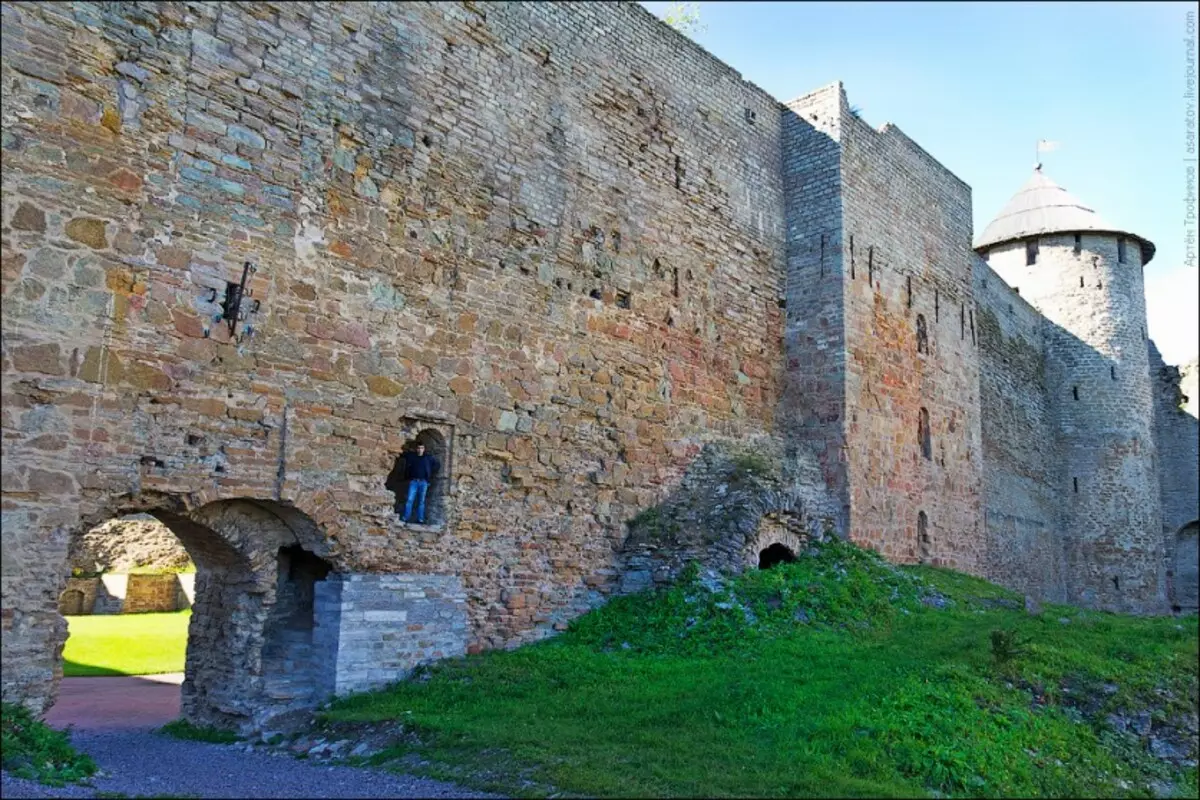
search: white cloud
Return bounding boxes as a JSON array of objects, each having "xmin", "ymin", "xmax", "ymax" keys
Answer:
[{"xmin": 1145, "ymin": 264, "xmax": 1199, "ymax": 365}]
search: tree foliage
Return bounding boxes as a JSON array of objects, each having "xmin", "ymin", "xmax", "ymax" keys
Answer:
[{"xmin": 662, "ymin": 2, "xmax": 706, "ymax": 37}]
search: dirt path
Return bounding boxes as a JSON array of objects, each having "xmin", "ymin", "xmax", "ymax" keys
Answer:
[{"xmin": 3, "ymin": 677, "xmax": 499, "ymax": 799}]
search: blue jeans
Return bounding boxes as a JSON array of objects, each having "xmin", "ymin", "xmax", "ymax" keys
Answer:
[{"xmin": 403, "ymin": 479, "xmax": 429, "ymax": 523}]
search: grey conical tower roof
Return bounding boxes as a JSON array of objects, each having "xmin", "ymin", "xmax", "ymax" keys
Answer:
[{"xmin": 974, "ymin": 167, "xmax": 1155, "ymax": 263}]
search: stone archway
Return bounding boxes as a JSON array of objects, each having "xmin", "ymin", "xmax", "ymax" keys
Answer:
[
  {"xmin": 758, "ymin": 543, "xmax": 796, "ymax": 569},
  {"xmin": 1169, "ymin": 521, "xmax": 1198, "ymax": 613},
  {"xmin": 48, "ymin": 497, "xmax": 338, "ymax": 734},
  {"xmin": 744, "ymin": 510, "xmax": 809, "ymax": 570}
]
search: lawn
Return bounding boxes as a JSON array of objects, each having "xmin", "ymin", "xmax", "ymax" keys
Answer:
[
  {"xmin": 324, "ymin": 541, "xmax": 1199, "ymax": 799},
  {"xmin": 62, "ymin": 611, "xmax": 191, "ymax": 677}
]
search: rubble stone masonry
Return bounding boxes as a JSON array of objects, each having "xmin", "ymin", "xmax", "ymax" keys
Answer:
[
  {"xmin": 1, "ymin": 0, "xmax": 789, "ymax": 717},
  {"xmin": 2, "ymin": 0, "xmax": 1195, "ymax": 725}
]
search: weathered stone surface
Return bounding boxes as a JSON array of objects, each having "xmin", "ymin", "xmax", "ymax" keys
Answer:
[
  {"xmin": 69, "ymin": 516, "xmax": 192, "ymax": 574},
  {"xmin": 0, "ymin": 0, "xmax": 1192, "ymax": 733},
  {"xmin": 10, "ymin": 202, "xmax": 45, "ymax": 232},
  {"xmin": 63, "ymin": 217, "xmax": 109, "ymax": 249}
]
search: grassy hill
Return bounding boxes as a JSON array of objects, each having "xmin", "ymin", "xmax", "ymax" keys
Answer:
[{"xmin": 323, "ymin": 539, "xmax": 1199, "ymax": 798}]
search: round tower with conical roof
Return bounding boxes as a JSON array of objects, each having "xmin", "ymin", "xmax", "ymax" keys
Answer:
[{"xmin": 975, "ymin": 166, "xmax": 1164, "ymax": 612}]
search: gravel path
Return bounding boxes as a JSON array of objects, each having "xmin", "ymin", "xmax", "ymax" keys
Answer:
[{"xmin": 1, "ymin": 729, "xmax": 501, "ymax": 799}]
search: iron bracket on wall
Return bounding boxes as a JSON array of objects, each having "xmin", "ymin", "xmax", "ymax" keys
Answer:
[{"xmin": 205, "ymin": 261, "xmax": 261, "ymax": 342}]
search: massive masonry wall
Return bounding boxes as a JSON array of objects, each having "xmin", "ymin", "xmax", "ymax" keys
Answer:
[
  {"xmin": 973, "ymin": 258, "xmax": 1067, "ymax": 601},
  {"xmin": 1, "ymin": 0, "xmax": 793, "ymax": 709},
  {"xmin": 779, "ymin": 84, "xmax": 849, "ymax": 532},
  {"xmin": 982, "ymin": 234, "xmax": 1163, "ymax": 612},
  {"xmin": 1151, "ymin": 346, "xmax": 1199, "ymax": 611},
  {"xmin": 834, "ymin": 99, "xmax": 984, "ymax": 572}
]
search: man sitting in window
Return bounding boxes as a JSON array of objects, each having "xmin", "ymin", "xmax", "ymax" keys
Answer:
[{"xmin": 397, "ymin": 443, "xmax": 439, "ymax": 525}]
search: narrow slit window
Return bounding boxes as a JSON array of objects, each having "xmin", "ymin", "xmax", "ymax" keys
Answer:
[
  {"xmin": 916, "ymin": 314, "xmax": 928, "ymax": 355},
  {"xmin": 1074, "ymin": 233, "xmax": 1082, "ymax": 255},
  {"xmin": 1080, "ymin": 276, "xmax": 1085, "ymax": 288},
  {"xmin": 934, "ymin": 289, "xmax": 939, "ymax": 322},
  {"xmin": 969, "ymin": 309, "xmax": 975, "ymax": 344},
  {"xmin": 1073, "ymin": 477, "xmax": 1079, "ymax": 493},
  {"xmin": 960, "ymin": 304, "xmax": 965, "ymax": 339},
  {"xmin": 1117, "ymin": 238, "xmax": 1127, "ymax": 264},
  {"xmin": 849, "ymin": 235, "xmax": 856, "ymax": 280},
  {"xmin": 917, "ymin": 511, "xmax": 931, "ymax": 565},
  {"xmin": 906, "ymin": 275, "xmax": 912, "ymax": 307},
  {"xmin": 1025, "ymin": 239, "xmax": 1039, "ymax": 266},
  {"xmin": 1073, "ymin": 386, "xmax": 1079, "ymax": 401},
  {"xmin": 918, "ymin": 407, "xmax": 931, "ymax": 461},
  {"xmin": 1110, "ymin": 365, "xmax": 1116, "ymax": 381},
  {"xmin": 867, "ymin": 246, "xmax": 874, "ymax": 285}
]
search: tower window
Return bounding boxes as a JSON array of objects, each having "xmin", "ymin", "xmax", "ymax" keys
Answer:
[
  {"xmin": 1073, "ymin": 477, "xmax": 1078, "ymax": 493},
  {"xmin": 1080, "ymin": 276, "xmax": 1085, "ymax": 288},
  {"xmin": 1074, "ymin": 234, "xmax": 1082, "ymax": 255},
  {"xmin": 1110, "ymin": 365, "xmax": 1116, "ymax": 381},
  {"xmin": 1025, "ymin": 240, "xmax": 1039, "ymax": 266},
  {"xmin": 918, "ymin": 407, "xmax": 931, "ymax": 461},
  {"xmin": 917, "ymin": 511, "xmax": 930, "ymax": 565},
  {"xmin": 1117, "ymin": 238, "xmax": 1127, "ymax": 264},
  {"xmin": 1072, "ymin": 386, "xmax": 1079, "ymax": 401},
  {"xmin": 916, "ymin": 314, "xmax": 928, "ymax": 355},
  {"xmin": 906, "ymin": 275, "xmax": 913, "ymax": 308}
]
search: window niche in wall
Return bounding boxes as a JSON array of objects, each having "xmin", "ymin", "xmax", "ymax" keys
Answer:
[
  {"xmin": 384, "ymin": 417, "xmax": 455, "ymax": 528},
  {"xmin": 917, "ymin": 511, "xmax": 931, "ymax": 565},
  {"xmin": 918, "ymin": 408, "xmax": 931, "ymax": 461},
  {"xmin": 1025, "ymin": 239, "xmax": 1039, "ymax": 266},
  {"xmin": 916, "ymin": 314, "xmax": 928, "ymax": 355},
  {"xmin": 1117, "ymin": 238, "xmax": 1127, "ymax": 264}
]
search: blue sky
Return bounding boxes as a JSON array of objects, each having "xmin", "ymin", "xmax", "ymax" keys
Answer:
[{"xmin": 643, "ymin": 1, "xmax": 1198, "ymax": 365}]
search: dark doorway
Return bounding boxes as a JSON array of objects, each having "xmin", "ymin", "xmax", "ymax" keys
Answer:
[{"xmin": 758, "ymin": 543, "xmax": 796, "ymax": 570}]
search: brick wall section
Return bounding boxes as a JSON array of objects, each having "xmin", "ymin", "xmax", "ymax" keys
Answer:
[
  {"xmin": 1, "ymin": 0, "xmax": 789, "ymax": 711},
  {"xmin": 835, "ymin": 99, "xmax": 984, "ymax": 572},
  {"xmin": 982, "ymin": 234, "xmax": 1164, "ymax": 612},
  {"xmin": 315, "ymin": 573, "xmax": 469, "ymax": 698},
  {"xmin": 973, "ymin": 257, "xmax": 1067, "ymax": 601}
]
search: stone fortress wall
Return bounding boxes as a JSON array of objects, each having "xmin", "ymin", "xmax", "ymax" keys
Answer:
[
  {"xmin": 2, "ymin": 0, "xmax": 801, "ymax": 726},
  {"xmin": 2, "ymin": 0, "xmax": 1196, "ymax": 728}
]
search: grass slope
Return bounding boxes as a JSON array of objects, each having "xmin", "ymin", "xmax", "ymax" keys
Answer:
[
  {"xmin": 63, "ymin": 610, "xmax": 190, "ymax": 677},
  {"xmin": 325, "ymin": 540, "xmax": 1199, "ymax": 799}
]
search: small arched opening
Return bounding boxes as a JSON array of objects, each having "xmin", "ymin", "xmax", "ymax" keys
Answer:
[
  {"xmin": 918, "ymin": 408, "xmax": 932, "ymax": 461},
  {"xmin": 1169, "ymin": 521, "xmax": 1198, "ymax": 613},
  {"xmin": 759, "ymin": 543, "xmax": 797, "ymax": 570},
  {"xmin": 386, "ymin": 428, "xmax": 449, "ymax": 526},
  {"xmin": 260, "ymin": 544, "xmax": 334, "ymax": 712}
]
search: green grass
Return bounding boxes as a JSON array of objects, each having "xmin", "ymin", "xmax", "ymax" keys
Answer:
[
  {"xmin": 324, "ymin": 540, "xmax": 1199, "ymax": 799},
  {"xmin": 63, "ymin": 611, "xmax": 190, "ymax": 677},
  {"xmin": 1, "ymin": 701, "xmax": 96, "ymax": 786},
  {"xmin": 158, "ymin": 718, "xmax": 239, "ymax": 744}
]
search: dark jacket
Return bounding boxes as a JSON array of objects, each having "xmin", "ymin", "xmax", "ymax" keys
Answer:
[{"xmin": 402, "ymin": 451, "xmax": 439, "ymax": 482}]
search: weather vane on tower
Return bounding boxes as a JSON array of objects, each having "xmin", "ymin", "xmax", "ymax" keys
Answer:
[{"xmin": 1036, "ymin": 139, "xmax": 1060, "ymax": 171}]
